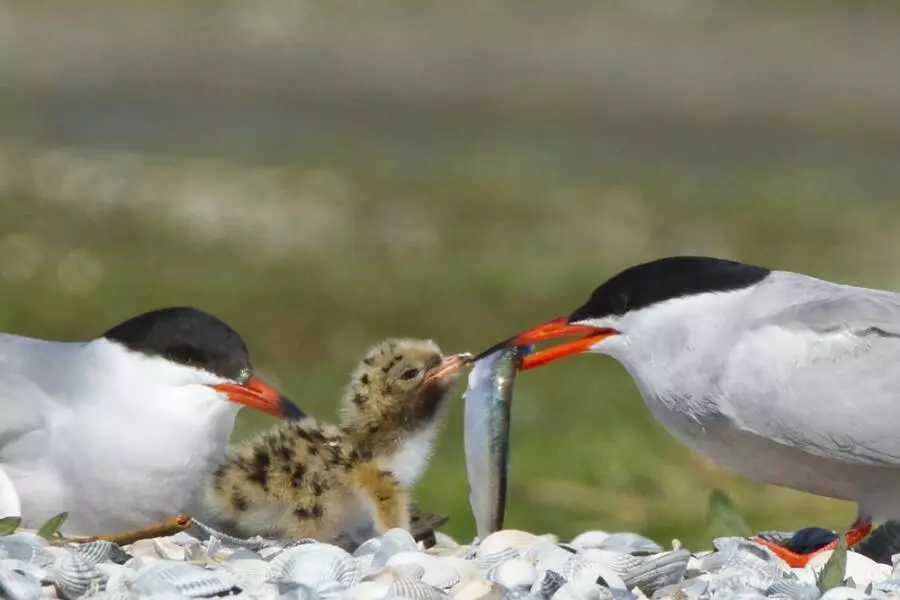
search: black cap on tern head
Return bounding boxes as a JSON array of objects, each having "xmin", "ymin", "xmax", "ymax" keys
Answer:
[
  {"xmin": 568, "ymin": 256, "xmax": 771, "ymax": 323},
  {"xmin": 473, "ymin": 256, "xmax": 772, "ymax": 370},
  {"xmin": 103, "ymin": 306, "xmax": 251, "ymax": 383},
  {"xmin": 101, "ymin": 307, "xmax": 305, "ymax": 419}
]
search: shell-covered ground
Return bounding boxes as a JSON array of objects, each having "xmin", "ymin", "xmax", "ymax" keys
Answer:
[{"xmin": 2, "ymin": 521, "xmax": 899, "ymax": 600}]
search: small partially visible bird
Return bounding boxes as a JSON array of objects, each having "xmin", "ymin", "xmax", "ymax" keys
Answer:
[
  {"xmin": 476, "ymin": 255, "xmax": 900, "ymax": 567},
  {"xmin": 0, "ymin": 306, "xmax": 302, "ymax": 534},
  {"xmin": 202, "ymin": 338, "xmax": 469, "ymax": 546}
]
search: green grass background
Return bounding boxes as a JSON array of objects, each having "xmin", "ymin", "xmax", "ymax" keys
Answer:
[{"xmin": 3, "ymin": 0, "xmax": 900, "ymax": 550}]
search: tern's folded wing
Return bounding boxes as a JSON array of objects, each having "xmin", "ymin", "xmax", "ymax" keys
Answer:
[{"xmin": 723, "ymin": 277, "xmax": 900, "ymax": 468}]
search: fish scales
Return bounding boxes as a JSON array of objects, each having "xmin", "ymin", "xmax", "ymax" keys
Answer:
[{"xmin": 463, "ymin": 345, "xmax": 531, "ymax": 539}]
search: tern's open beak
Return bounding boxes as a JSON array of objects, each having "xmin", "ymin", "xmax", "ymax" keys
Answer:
[
  {"xmin": 212, "ymin": 376, "xmax": 305, "ymax": 419},
  {"xmin": 423, "ymin": 353, "xmax": 473, "ymax": 385},
  {"xmin": 471, "ymin": 316, "xmax": 617, "ymax": 370}
]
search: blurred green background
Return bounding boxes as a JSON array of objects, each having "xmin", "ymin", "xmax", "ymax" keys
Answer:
[{"xmin": 4, "ymin": 0, "xmax": 900, "ymax": 548}]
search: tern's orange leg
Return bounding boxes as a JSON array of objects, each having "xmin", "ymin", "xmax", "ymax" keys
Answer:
[{"xmin": 751, "ymin": 518, "xmax": 873, "ymax": 568}]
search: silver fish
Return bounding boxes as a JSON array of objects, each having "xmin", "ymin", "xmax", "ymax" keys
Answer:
[{"xmin": 463, "ymin": 345, "xmax": 531, "ymax": 539}]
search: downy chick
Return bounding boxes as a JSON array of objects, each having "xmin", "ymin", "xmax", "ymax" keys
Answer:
[{"xmin": 202, "ymin": 338, "xmax": 469, "ymax": 542}]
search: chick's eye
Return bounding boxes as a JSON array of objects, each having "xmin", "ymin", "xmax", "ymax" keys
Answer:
[{"xmin": 400, "ymin": 367, "xmax": 421, "ymax": 381}]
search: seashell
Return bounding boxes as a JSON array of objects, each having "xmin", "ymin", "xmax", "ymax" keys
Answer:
[
  {"xmin": 0, "ymin": 567, "xmax": 43, "ymax": 600},
  {"xmin": 487, "ymin": 559, "xmax": 537, "ymax": 591},
  {"xmin": 0, "ymin": 534, "xmax": 54, "ymax": 567},
  {"xmin": 527, "ymin": 543, "xmax": 574, "ymax": 575},
  {"xmin": 531, "ymin": 569, "xmax": 566, "ymax": 600},
  {"xmin": 240, "ymin": 581, "xmax": 280, "ymax": 600},
  {"xmin": 474, "ymin": 548, "xmax": 519, "ymax": 571},
  {"xmin": 805, "ymin": 549, "xmax": 891, "ymax": 590},
  {"xmin": 431, "ymin": 534, "xmax": 460, "ymax": 551},
  {"xmin": 152, "ymin": 539, "xmax": 186, "ymax": 562},
  {"xmin": 765, "ymin": 578, "xmax": 821, "ymax": 600},
  {"xmin": 452, "ymin": 580, "xmax": 502, "ymax": 600},
  {"xmin": 420, "ymin": 561, "xmax": 460, "ymax": 591},
  {"xmin": 72, "ymin": 540, "xmax": 131, "ymax": 566},
  {"xmin": 372, "ymin": 531, "xmax": 418, "ymax": 569},
  {"xmin": 620, "ymin": 550, "xmax": 690, "ymax": 595},
  {"xmin": 354, "ymin": 539, "xmax": 383, "ymax": 558},
  {"xmin": 275, "ymin": 581, "xmax": 319, "ymax": 600},
  {"xmin": 96, "ymin": 564, "xmax": 134, "ymax": 592},
  {"xmin": 570, "ymin": 533, "xmax": 609, "ymax": 550},
  {"xmin": 189, "ymin": 519, "xmax": 271, "ymax": 552},
  {"xmin": 84, "ymin": 592, "xmax": 137, "ymax": 600},
  {"xmin": 818, "ymin": 587, "xmax": 870, "ymax": 600},
  {"xmin": 551, "ymin": 580, "xmax": 613, "ymax": 600},
  {"xmin": 590, "ymin": 534, "xmax": 662, "ymax": 556},
  {"xmin": 267, "ymin": 545, "xmax": 360, "ymax": 588},
  {"xmin": 560, "ymin": 556, "xmax": 626, "ymax": 590},
  {"xmin": 391, "ymin": 563, "xmax": 426, "ymax": 581},
  {"xmin": 221, "ymin": 558, "xmax": 271, "ymax": 589},
  {"xmin": 382, "ymin": 530, "xmax": 418, "ymax": 551},
  {"xmin": 52, "ymin": 552, "xmax": 105, "ymax": 599},
  {"xmin": 872, "ymin": 578, "xmax": 900, "ymax": 593},
  {"xmin": 705, "ymin": 565, "xmax": 775, "ymax": 596},
  {"xmin": 123, "ymin": 556, "xmax": 159, "ymax": 571},
  {"xmin": 701, "ymin": 538, "xmax": 787, "ymax": 585},
  {"xmin": 228, "ymin": 549, "xmax": 265, "ymax": 562},
  {"xmin": 0, "ymin": 558, "xmax": 50, "ymax": 584},
  {"xmin": 499, "ymin": 589, "xmax": 531, "ymax": 600},
  {"xmin": 387, "ymin": 578, "xmax": 446, "ymax": 600},
  {"xmin": 387, "ymin": 552, "xmax": 432, "ymax": 569},
  {"xmin": 477, "ymin": 531, "xmax": 541, "ymax": 559},
  {"xmin": 576, "ymin": 550, "xmax": 643, "ymax": 575},
  {"xmin": 716, "ymin": 591, "xmax": 767, "ymax": 600},
  {"xmin": 345, "ymin": 581, "xmax": 391, "ymax": 600},
  {"xmin": 128, "ymin": 560, "xmax": 237, "ymax": 597},
  {"xmin": 316, "ymin": 580, "xmax": 349, "ymax": 600},
  {"xmin": 651, "ymin": 575, "xmax": 708, "ymax": 600}
]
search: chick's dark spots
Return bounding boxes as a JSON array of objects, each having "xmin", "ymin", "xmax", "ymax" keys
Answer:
[{"xmin": 201, "ymin": 338, "xmax": 464, "ymax": 545}]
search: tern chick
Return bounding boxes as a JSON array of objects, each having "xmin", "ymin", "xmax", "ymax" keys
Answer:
[{"xmin": 202, "ymin": 338, "xmax": 468, "ymax": 542}]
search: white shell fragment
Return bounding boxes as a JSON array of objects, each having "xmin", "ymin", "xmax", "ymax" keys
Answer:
[
  {"xmin": 0, "ymin": 567, "xmax": 43, "ymax": 600},
  {"xmin": 129, "ymin": 560, "xmax": 237, "ymax": 597},
  {"xmin": 53, "ymin": 552, "xmax": 105, "ymax": 599}
]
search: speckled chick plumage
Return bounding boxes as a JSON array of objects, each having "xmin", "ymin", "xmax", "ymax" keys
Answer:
[{"xmin": 201, "ymin": 338, "xmax": 461, "ymax": 543}]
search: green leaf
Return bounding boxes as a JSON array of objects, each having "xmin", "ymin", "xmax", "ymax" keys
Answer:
[
  {"xmin": 37, "ymin": 512, "xmax": 68, "ymax": 540},
  {"xmin": 816, "ymin": 535, "xmax": 847, "ymax": 593},
  {"xmin": 706, "ymin": 489, "xmax": 751, "ymax": 538},
  {"xmin": 0, "ymin": 516, "xmax": 22, "ymax": 536}
]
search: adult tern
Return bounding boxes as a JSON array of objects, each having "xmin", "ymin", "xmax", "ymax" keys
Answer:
[
  {"xmin": 0, "ymin": 306, "xmax": 303, "ymax": 535},
  {"xmin": 476, "ymin": 255, "xmax": 900, "ymax": 567}
]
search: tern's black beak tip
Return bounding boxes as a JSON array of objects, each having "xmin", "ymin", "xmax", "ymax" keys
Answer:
[
  {"xmin": 470, "ymin": 337, "xmax": 517, "ymax": 363},
  {"xmin": 279, "ymin": 397, "xmax": 306, "ymax": 420}
]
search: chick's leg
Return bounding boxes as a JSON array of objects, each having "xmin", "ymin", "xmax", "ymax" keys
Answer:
[{"xmin": 351, "ymin": 463, "xmax": 410, "ymax": 533}]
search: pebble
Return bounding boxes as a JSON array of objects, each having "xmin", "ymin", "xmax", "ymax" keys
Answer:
[{"xmin": 1, "ymin": 521, "xmax": 898, "ymax": 600}]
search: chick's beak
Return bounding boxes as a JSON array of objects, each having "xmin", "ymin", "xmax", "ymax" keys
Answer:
[
  {"xmin": 212, "ymin": 376, "xmax": 305, "ymax": 419},
  {"xmin": 423, "ymin": 353, "xmax": 473, "ymax": 386},
  {"xmin": 472, "ymin": 316, "xmax": 617, "ymax": 370}
]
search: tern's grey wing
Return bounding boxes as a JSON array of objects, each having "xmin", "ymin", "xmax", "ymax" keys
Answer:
[
  {"xmin": 721, "ymin": 272, "xmax": 900, "ymax": 468},
  {"xmin": 0, "ymin": 334, "xmax": 80, "ymax": 454},
  {"xmin": 760, "ymin": 271, "xmax": 900, "ymax": 336}
]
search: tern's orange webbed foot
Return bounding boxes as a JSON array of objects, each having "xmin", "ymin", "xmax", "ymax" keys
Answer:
[{"xmin": 752, "ymin": 519, "xmax": 872, "ymax": 568}]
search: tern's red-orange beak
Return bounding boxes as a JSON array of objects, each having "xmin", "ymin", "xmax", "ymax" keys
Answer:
[
  {"xmin": 473, "ymin": 316, "xmax": 618, "ymax": 370},
  {"xmin": 211, "ymin": 376, "xmax": 304, "ymax": 419}
]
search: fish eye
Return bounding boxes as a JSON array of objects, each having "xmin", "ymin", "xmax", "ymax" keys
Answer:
[{"xmin": 399, "ymin": 367, "xmax": 421, "ymax": 381}]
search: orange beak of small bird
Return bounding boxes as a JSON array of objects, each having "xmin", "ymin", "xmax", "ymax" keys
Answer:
[
  {"xmin": 423, "ymin": 353, "xmax": 473, "ymax": 385},
  {"xmin": 211, "ymin": 376, "xmax": 304, "ymax": 419},
  {"xmin": 472, "ymin": 316, "xmax": 618, "ymax": 370}
]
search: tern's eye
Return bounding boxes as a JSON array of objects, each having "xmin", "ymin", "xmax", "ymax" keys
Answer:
[
  {"xmin": 400, "ymin": 367, "xmax": 421, "ymax": 381},
  {"xmin": 611, "ymin": 293, "xmax": 629, "ymax": 314}
]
